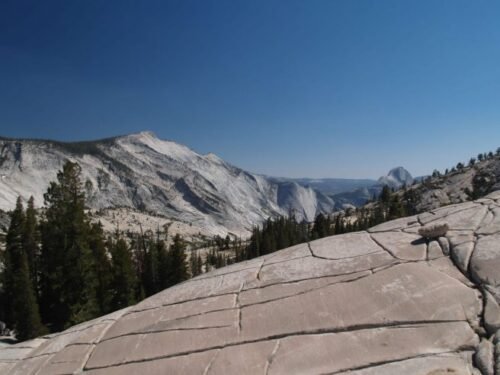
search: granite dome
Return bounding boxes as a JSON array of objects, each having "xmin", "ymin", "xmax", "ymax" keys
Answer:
[{"xmin": 2, "ymin": 191, "xmax": 500, "ymax": 374}]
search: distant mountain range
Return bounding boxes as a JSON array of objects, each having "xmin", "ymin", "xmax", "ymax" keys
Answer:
[
  {"xmin": 269, "ymin": 177, "xmax": 378, "ymax": 196},
  {"xmin": 0, "ymin": 132, "xmax": 336, "ymax": 235},
  {"xmin": 0, "ymin": 131, "xmax": 418, "ymax": 235},
  {"xmin": 280, "ymin": 166, "xmax": 417, "ymax": 210}
]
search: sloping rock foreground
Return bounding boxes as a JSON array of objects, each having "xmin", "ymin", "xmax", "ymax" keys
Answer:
[{"xmin": 2, "ymin": 193, "xmax": 500, "ymax": 374}]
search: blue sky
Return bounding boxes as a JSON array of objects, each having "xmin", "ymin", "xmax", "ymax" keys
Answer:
[{"xmin": 1, "ymin": 0, "xmax": 500, "ymax": 178}]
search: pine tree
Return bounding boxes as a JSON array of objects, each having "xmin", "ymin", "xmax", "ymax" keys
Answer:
[
  {"xmin": 23, "ymin": 196, "xmax": 40, "ymax": 296},
  {"xmin": 89, "ymin": 222, "xmax": 113, "ymax": 314},
  {"xmin": 311, "ymin": 213, "xmax": 332, "ymax": 239},
  {"xmin": 193, "ymin": 252, "xmax": 203, "ymax": 276},
  {"xmin": 110, "ymin": 237, "xmax": 137, "ymax": 310},
  {"xmin": 242, "ymin": 215, "xmax": 310, "ymax": 261},
  {"xmin": 334, "ymin": 214, "xmax": 345, "ymax": 234},
  {"xmin": 140, "ymin": 229, "xmax": 170, "ymax": 296},
  {"xmin": 246, "ymin": 226, "xmax": 262, "ymax": 259},
  {"xmin": 5, "ymin": 198, "xmax": 46, "ymax": 340},
  {"xmin": 142, "ymin": 232, "xmax": 160, "ymax": 296},
  {"xmin": 130, "ymin": 232, "xmax": 146, "ymax": 297},
  {"xmin": 373, "ymin": 204, "xmax": 385, "ymax": 225},
  {"xmin": 39, "ymin": 161, "xmax": 98, "ymax": 330},
  {"xmin": 167, "ymin": 234, "xmax": 188, "ymax": 286},
  {"xmin": 11, "ymin": 250, "xmax": 46, "ymax": 341},
  {"xmin": 4, "ymin": 197, "xmax": 26, "ymax": 327},
  {"xmin": 387, "ymin": 195, "xmax": 405, "ymax": 220},
  {"xmin": 402, "ymin": 188, "xmax": 419, "ymax": 216},
  {"xmin": 156, "ymin": 235, "xmax": 170, "ymax": 291},
  {"xmin": 379, "ymin": 185, "xmax": 392, "ymax": 204},
  {"xmin": 189, "ymin": 250, "xmax": 198, "ymax": 277}
]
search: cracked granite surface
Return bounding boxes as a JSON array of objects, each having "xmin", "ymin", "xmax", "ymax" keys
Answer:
[{"xmin": 2, "ymin": 191, "xmax": 500, "ymax": 374}]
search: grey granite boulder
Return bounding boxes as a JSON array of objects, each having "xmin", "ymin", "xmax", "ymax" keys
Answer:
[
  {"xmin": 418, "ymin": 221, "xmax": 449, "ymax": 238},
  {"xmin": 475, "ymin": 339, "xmax": 494, "ymax": 375}
]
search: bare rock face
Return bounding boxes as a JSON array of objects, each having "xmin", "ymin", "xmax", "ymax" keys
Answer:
[
  {"xmin": 0, "ymin": 133, "xmax": 336, "ymax": 236},
  {"xmin": 2, "ymin": 192, "xmax": 500, "ymax": 374}
]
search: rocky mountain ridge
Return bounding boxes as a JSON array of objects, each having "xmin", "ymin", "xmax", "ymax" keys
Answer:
[
  {"xmin": 0, "ymin": 132, "xmax": 423, "ymax": 237},
  {"xmin": 395, "ymin": 153, "xmax": 500, "ymax": 213},
  {"xmin": 0, "ymin": 132, "xmax": 336, "ymax": 236},
  {"xmin": 2, "ymin": 192, "xmax": 500, "ymax": 374}
]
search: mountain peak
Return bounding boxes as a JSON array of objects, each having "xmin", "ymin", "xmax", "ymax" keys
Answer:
[
  {"xmin": 124, "ymin": 130, "xmax": 158, "ymax": 141},
  {"xmin": 138, "ymin": 130, "xmax": 157, "ymax": 137},
  {"xmin": 378, "ymin": 166, "xmax": 414, "ymax": 188}
]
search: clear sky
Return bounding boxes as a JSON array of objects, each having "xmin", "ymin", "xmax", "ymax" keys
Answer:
[{"xmin": 1, "ymin": 0, "xmax": 500, "ymax": 178}]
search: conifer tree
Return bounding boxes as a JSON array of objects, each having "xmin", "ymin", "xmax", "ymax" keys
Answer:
[
  {"xmin": 189, "ymin": 250, "xmax": 197, "ymax": 277},
  {"xmin": 130, "ymin": 233, "xmax": 146, "ymax": 296},
  {"xmin": 243, "ymin": 215, "xmax": 309, "ymax": 260},
  {"xmin": 167, "ymin": 234, "xmax": 188, "ymax": 286},
  {"xmin": 3, "ymin": 198, "xmax": 25, "ymax": 326},
  {"xmin": 387, "ymin": 195, "xmax": 405, "ymax": 220},
  {"xmin": 311, "ymin": 213, "xmax": 331, "ymax": 239},
  {"xmin": 23, "ymin": 196, "xmax": 40, "ymax": 296},
  {"xmin": 189, "ymin": 250, "xmax": 203, "ymax": 277},
  {"xmin": 89, "ymin": 223, "xmax": 113, "ymax": 314},
  {"xmin": 142, "ymin": 232, "xmax": 160, "ymax": 296},
  {"xmin": 373, "ymin": 204, "xmax": 385, "ymax": 225},
  {"xmin": 140, "ymin": 230, "xmax": 170, "ymax": 296},
  {"xmin": 5, "ymin": 198, "xmax": 46, "ymax": 340},
  {"xmin": 11, "ymin": 250, "xmax": 46, "ymax": 341},
  {"xmin": 156, "ymin": 234, "xmax": 170, "ymax": 291},
  {"xmin": 110, "ymin": 237, "xmax": 137, "ymax": 310},
  {"xmin": 334, "ymin": 214, "xmax": 345, "ymax": 234},
  {"xmin": 39, "ymin": 161, "xmax": 98, "ymax": 330},
  {"xmin": 379, "ymin": 185, "xmax": 392, "ymax": 204},
  {"xmin": 246, "ymin": 226, "xmax": 262, "ymax": 259}
]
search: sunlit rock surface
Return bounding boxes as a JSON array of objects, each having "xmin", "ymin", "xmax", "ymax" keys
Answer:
[
  {"xmin": 2, "ymin": 192, "xmax": 500, "ymax": 374},
  {"xmin": 0, "ymin": 132, "xmax": 336, "ymax": 236}
]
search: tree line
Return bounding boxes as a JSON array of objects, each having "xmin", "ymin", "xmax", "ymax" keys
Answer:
[
  {"xmin": 233, "ymin": 184, "xmax": 420, "ymax": 262},
  {"xmin": 0, "ymin": 161, "xmax": 189, "ymax": 340}
]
